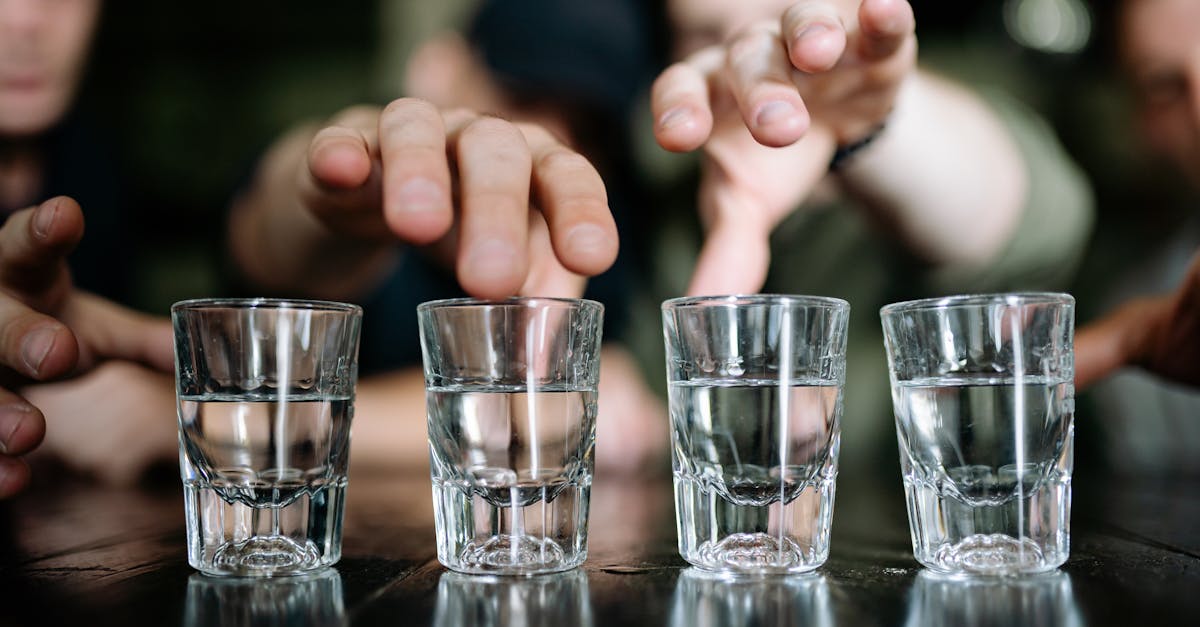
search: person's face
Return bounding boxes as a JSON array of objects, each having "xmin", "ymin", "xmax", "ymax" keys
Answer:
[
  {"xmin": 1120, "ymin": 0, "xmax": 1200, "ymax": 186},
  {"xmin": 0, "ymin": 0, "xmax": 100, "ymax": 138}
]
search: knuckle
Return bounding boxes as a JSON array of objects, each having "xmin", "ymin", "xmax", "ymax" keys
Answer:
[
  {"xmin": 726, "ymin": 27, "xmax": 776, "ymax": 65},
  {"xmin": 382, "ymin": 97, "xmax": 436, "ymax": 119},
  {"xmin": 330, "ymin": 104, "xmax": 382, "ymax": 126},
  {"xmin": 536, "ymin": 149, "xmax": 594, "ymax": 176},
  {"xmin": 460, "ymin": 116, "xmax": 525, "ymax": 147},
  {"xmin": 514, "ymin": 122, "xmax": 555, "ymax": 146}
]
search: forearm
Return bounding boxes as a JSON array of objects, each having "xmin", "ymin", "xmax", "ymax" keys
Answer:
[
  {"xmin": 228, "ymin": 124, "xmax": 399, "ymax": 300},
  {"xmin": 836, "ymin": 71, "xmax": 1027, "ymax": 266},
  {"xmin": 1075, "ymin": 297, "xmax": 1166, "ymax": 390}
]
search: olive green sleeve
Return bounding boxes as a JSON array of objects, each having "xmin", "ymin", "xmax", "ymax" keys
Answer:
[{"xmin": 927, "ymin": 91, "xmax": 1095, "ymax": 293}]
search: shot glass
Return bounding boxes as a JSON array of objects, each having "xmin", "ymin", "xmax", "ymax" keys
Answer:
[
  {"xmin": 173, "ymin": 298, "xmax": 362, "ymax": 576},
  {"xmin": 662, "ymin": 295, "xmax": 850, "ymax": 574},
  {"xmin": 880, "ymin": 293, "xmax": 1075, "ymax": 576},
  {"xmin": 418, "ymin": 297, "xmax": 603, "ymax": 575}
]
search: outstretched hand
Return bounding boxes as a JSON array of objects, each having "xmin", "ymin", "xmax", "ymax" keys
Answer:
[
  {"xmin": 1076, "ymin": 251, "xmax": 1200, "ymax": 389},
  {"xmin": 240, "ymin": 99, "xmax": 620, "ymax": 300},
  {"xmin": 0, "ymin": 197, "xmax": 173, "ymax": 498},
  {"xmin": 651, "ymin": 0, "xmax": 916, "ymax": 295}
]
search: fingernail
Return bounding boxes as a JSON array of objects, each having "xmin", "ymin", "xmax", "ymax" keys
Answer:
[
  {"xmin": 396, "ymin": 178, "xmax": 447, "ymax": 214},
  {"xmin": 566, "ymin": 224, "xmax": 612, "ymax": 258},
  {"xmin": 0, "ymin": 405, "xmax": 33, "ymax": 454},
  {"xmin": 21, "ymin": 327, "xmax": 57, "ymax": 377},
  {"xmin": 32, "ymin": 201, "xmax": 58, "ymax": 238},
  {"xmin": 464, "ymin": 238, "xmax": 519, "ymax": 283},
  {"xmin": 797, "ymin": 23, "xmax": 833, "ymax": 44},
  {"xmin": 755, "ymin": 101, "xmax": 798, "ymax": 127},
  {"xmin": 658, "ymin": 107, "xmax": 691, "ymax": 131}
]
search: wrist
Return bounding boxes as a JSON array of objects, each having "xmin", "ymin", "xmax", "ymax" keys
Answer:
[{"xmin": 828, "ymin": 122, "xmax": 888, "ymax": 171}]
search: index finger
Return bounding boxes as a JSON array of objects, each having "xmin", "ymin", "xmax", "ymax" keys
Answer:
[
  {"xmin": 781, "ymin": 1, "xmax": 848, "ymax": 73},
  {"xmin": 0, "ymin": 197, "xmax": 83, "ymax": 297},
  {"xmin": 651, "ymin": 48, "xmax": 721, "ymax": 152},
  {"xmin": 522, "ymin": 123, "xmax": 618, "ymax": 277},
  {"xmin": 378, "ymin": 98, "xmax": 455, "ymax": 245}
]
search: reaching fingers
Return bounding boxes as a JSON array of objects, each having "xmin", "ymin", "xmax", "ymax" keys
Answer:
[
  {"xmin": 378, "ymin": 98, "xmax": 455, "ymax": 244},
  {"xmin": 445, "ymin": 114, "xmax": 533, "ymax": 298},
  {"xmin": 60, "ymin": 293, "xmax": 174, "ymax": 374},
  {"xmin": 781, "ymin": 2, "xmax": 848, "ymax": 73},
  {"xmin": 856, "ymin": 0, "xmax": 916, "ymax": 61},
  {"xmin": 652, "ymin": 50, "xmax": 720, "ymax": 152},
  {"xmin": 518, "ymin": 212, "xmax": 587, "ymax": 299},
  {"xmin": 523, "ymin": 124, "xmax": 618, "ymax": 277},
  {"xmin": 723, "ymin": 24, "xmax": 812, "ymax": 147},
  {"xmin": 302, "ymin": 107, "xmax": 389, "ymax": 238},
  {"xmin": 0, "ymin": 196, "xmax": 83, "ymax": 301},
  {"xmin": 685, "ymin": 173, "xmax": 773, "ymax": 296},
  {"xmin": 0, "ymin": 455, "xmax": 31, "ymax": 499},
  {"xmin": 0, "ymin": 295, "xmax": 78, "ymax": 382},
  {"xmin": 0, "ymin": 388, "xmax": 45, "ymax": 457}
]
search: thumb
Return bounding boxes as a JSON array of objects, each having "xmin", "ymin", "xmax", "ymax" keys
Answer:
[
  {"xmin": 686, "ymin": 169, "xmax": 773, "ymax": 296},
  {"xmin": 64, "ymin": 293, "xmax": 176, "ymax": 374}
]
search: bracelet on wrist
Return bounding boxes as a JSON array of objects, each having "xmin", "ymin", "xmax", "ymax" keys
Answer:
[{"xmin": 829, "ymin": 122, "xmax": 887, "ymax": 171}]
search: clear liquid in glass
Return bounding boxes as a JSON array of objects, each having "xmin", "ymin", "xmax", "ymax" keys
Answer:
[
  {"xmin": 178, "ymin": 394, "xmax": 352, "ymax": 576},
  {"xmin": 426, "ymin": 385, "xmax": 595, "ymax": 575},
  {"xmin": 892, "ymin": 376, "xmax": 1074, "ymax": 575},
  {"xmin": 669, "ymin": 379, "xmax": 841, "ymax": 574}
]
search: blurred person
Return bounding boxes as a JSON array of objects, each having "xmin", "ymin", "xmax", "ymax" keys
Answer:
[
  {"xmin": 0, "ymin": 0, "xmax": 181, "ymax": 495},
  {"xmin": 1071, "ymin": 0, "xmax": 1200, "ymax": 475},
  {"xmin": 1, "ymin": 0, "xmax": 627, "ymax": 493},
  {"xmin": 0, "ymin": 197, "xmax": 173, "ymax": 498},
  {"xmin": 229, "ymin": 0, "xmax": 666, "ymax": 476},
  {"xmin": 627, "ymin": 0, "xmax": 1093, "ymax": 475},
  {"xmin": 230, "ymin": 0, "xmax": 1094, "ymax": 480}
]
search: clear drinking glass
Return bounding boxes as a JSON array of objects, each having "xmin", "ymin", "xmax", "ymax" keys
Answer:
[
  {"xmin": 172, "ymin": 298, "xmax": 362, "ymax": 576},
  {"xmin": 662, "ymin": 295, "xmax": 850, "ymax": 574},
  {"xmin": 880, "ymin": 293, "xmax": 1075, "ymax": 576},
  {"xmin": 418, "ymin": 297, "xmax": 603, "ymax": 575}
]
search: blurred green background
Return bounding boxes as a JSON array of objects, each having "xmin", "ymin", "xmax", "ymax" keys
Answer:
[{"xmin": 75, "ymin": 0, "xmax": 1180, "ymax": 320}]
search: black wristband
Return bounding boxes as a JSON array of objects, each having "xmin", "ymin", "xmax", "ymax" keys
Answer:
[{"xmin": 829, "ymin": 123, "xmax": 886, "ymax": 171}]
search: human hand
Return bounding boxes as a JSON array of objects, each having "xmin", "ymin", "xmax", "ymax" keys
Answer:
[
  {"xmin": 24, "ymin": 361, "xmax": 176, "ymax": 486},
  {"xmin": 0, "ymin": 197, "xmax": 174, "ymax": 497},
  {"xmin": 1076, "ymin": 252, "xmax": 1200, "ymax": 390},
  {"xmin": 651, "ymin": 0, "xmax": 916, "ymax": 295},
  {"xmin": 299, "ymin": 99, "xmax": 618, "ymax": 299}
]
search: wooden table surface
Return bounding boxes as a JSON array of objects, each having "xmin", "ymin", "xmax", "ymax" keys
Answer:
[{"xmin": 1, "ymin": 465, "xmax": 1197, "ymax": 626}]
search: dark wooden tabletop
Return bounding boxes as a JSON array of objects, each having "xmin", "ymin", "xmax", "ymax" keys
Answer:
[{"xmin": 1, "ymin": 464, "xmax": 1197, "ymax": 626}]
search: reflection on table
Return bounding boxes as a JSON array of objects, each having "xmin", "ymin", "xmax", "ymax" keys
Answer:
[
  {"xmin": 433, "ymin": 569, "xmax": 591, "ymax": 627},
  {"xmin": 670, "ymin": 568, "xmax": 832, "ymax": 627},
  {"xmin": 185, "ymin": 568, "xmax": 346, "ymax": 627},
  {"xmin": 2, "ymin": 472, "xmax": 1197, "ymax": 626},
  {"xmin": 904, "ymin": 570, "xmax": 1081, "ymax": 627}
]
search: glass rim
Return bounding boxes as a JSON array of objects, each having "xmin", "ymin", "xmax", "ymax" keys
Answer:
[
  {"xmin": 662, "ymin": 293, "xmax": 849, "ymax": 311},
  {"xmin": 416, "ymin": 296, "xmax": 603, "ymax": 313},
  {"xmin": 171, "ymin": 297, "xmax": 362, "ymax": 314},
  {"xmin": 880, "ymin": 292, "xmax": 1074, "ymax": 317}
]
